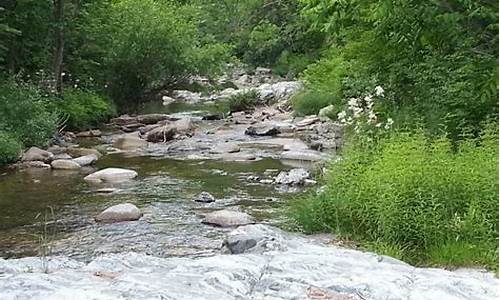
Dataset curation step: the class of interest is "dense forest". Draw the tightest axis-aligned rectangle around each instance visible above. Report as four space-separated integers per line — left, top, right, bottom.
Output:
0 0 498 270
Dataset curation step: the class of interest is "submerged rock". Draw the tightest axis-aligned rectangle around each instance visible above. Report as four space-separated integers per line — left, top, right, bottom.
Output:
195 191 216 203
0 225 496 300
202 210 254 227
95 203 142 223
21 147 54 163
84 168 138 183
50 159 81 170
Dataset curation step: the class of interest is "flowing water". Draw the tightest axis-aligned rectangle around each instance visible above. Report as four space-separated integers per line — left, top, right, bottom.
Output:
0 101 304 262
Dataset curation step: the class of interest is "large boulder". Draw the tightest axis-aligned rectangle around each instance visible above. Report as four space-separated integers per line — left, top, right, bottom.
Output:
172 118 195 135
51 159 81 170
21 147 54 163
202 210 254 227
110 115 138 126
95 203 142 223
136 114 170 125
113 135 148 150
72 154 98 167
146 125 176 143
84 168 138 183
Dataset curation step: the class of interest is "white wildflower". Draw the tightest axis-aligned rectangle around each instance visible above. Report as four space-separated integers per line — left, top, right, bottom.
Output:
375 86 384 96
375 122 382 128
384 118 394 130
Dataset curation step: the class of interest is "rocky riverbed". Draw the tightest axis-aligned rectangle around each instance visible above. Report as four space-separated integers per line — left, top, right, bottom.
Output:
0 68 497 299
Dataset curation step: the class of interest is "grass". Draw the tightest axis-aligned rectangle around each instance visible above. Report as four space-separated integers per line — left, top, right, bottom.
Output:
289 124 499 271
228 90 259 112
291 90 338 116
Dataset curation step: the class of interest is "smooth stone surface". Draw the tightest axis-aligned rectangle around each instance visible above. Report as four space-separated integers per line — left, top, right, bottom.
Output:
21 147 54 163
318 104 335 120
52 153 72 160
50 159 81 170
95 203 142 223
113 135 148 151
280 150 326 162
296 115 320 127
72 154 98 166
146 125 176 143
84 168 138 183
209 143 240 154
202 210 254 227
16 161 51 169
67 147 103 159
0 225 496 300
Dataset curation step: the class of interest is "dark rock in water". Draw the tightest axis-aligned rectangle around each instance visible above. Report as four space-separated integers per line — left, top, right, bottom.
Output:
146 125 176 143
202 210 254 227
202 114 222 121
225 235 258 254
245 125 280 136
195 191 216 203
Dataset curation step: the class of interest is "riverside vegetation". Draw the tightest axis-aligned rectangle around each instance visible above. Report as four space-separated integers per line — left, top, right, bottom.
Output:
0 0 498 273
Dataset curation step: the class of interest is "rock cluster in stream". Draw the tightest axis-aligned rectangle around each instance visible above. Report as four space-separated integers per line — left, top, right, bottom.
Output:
0 225 497 300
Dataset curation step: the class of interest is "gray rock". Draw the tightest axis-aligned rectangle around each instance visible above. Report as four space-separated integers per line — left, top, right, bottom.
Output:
280 150 326 162
275 168 310 185
75 129 101 137
318 104 335 121
172 90 201 103
95 203 142 223
53 153 72 160
245 125 280 136
21 147 54 163
84 168 138 183
50 159 81 170
16 161 51 169
146 125 176 143
67 147 103 159
110 115 138 125
202 210 254 227
209 143 240 154
113 135 148 150
296 115 320 127
136 114 170 125
195 191 216 203
0 225 496 300
72 154 98 166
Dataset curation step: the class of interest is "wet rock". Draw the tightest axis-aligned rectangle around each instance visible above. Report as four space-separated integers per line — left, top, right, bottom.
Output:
67 147 103 159
172 118 195 135
51 159 81 170
296 116 320 127
121 123 145 132
113 135 148 150
202 210 254 227
136 114 170 125
16 161 51 169
245 125 280 136
146 125 176 143
110 115 138 126
195 191 216 203
280 150 325 162
95 203 142 223
21 147 54 163
275 168 310 185
162 95 175 106
318 105 335 121
209 143 240 154
84 168 138 183
72 154 98 167
76 129 101 137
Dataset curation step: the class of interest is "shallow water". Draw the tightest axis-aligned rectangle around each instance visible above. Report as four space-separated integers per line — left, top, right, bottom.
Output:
0 150 299 261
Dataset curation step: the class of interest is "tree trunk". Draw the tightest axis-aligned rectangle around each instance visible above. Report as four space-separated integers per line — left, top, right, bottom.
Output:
53 0 64 95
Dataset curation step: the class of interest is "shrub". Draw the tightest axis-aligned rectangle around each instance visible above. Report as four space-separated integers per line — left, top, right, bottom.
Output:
291 90 337 116
51 89 115 130
228 90 259 112
0 131 22 166
0 80 57 147
289 124 499 269
273 51 312 78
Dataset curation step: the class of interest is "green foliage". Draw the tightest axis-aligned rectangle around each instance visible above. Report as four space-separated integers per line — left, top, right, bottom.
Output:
50 89 115 130
0 131 22 166
289 125 499 269
79 0 229 107
291 90 337 116
0 80 57 147
245 22 284 66
273 51 312 78
298 0 499 138
228 90 259 112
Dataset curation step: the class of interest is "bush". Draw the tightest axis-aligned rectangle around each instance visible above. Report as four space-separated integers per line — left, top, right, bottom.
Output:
51 89 115 130
0 131 22 166
291 90 337 116
228 90 259 112
289 125 499 269
273 51 312 78
0 80 57 147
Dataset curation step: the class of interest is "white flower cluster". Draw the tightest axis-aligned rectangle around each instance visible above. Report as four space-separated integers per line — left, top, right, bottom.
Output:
337 86 393 132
